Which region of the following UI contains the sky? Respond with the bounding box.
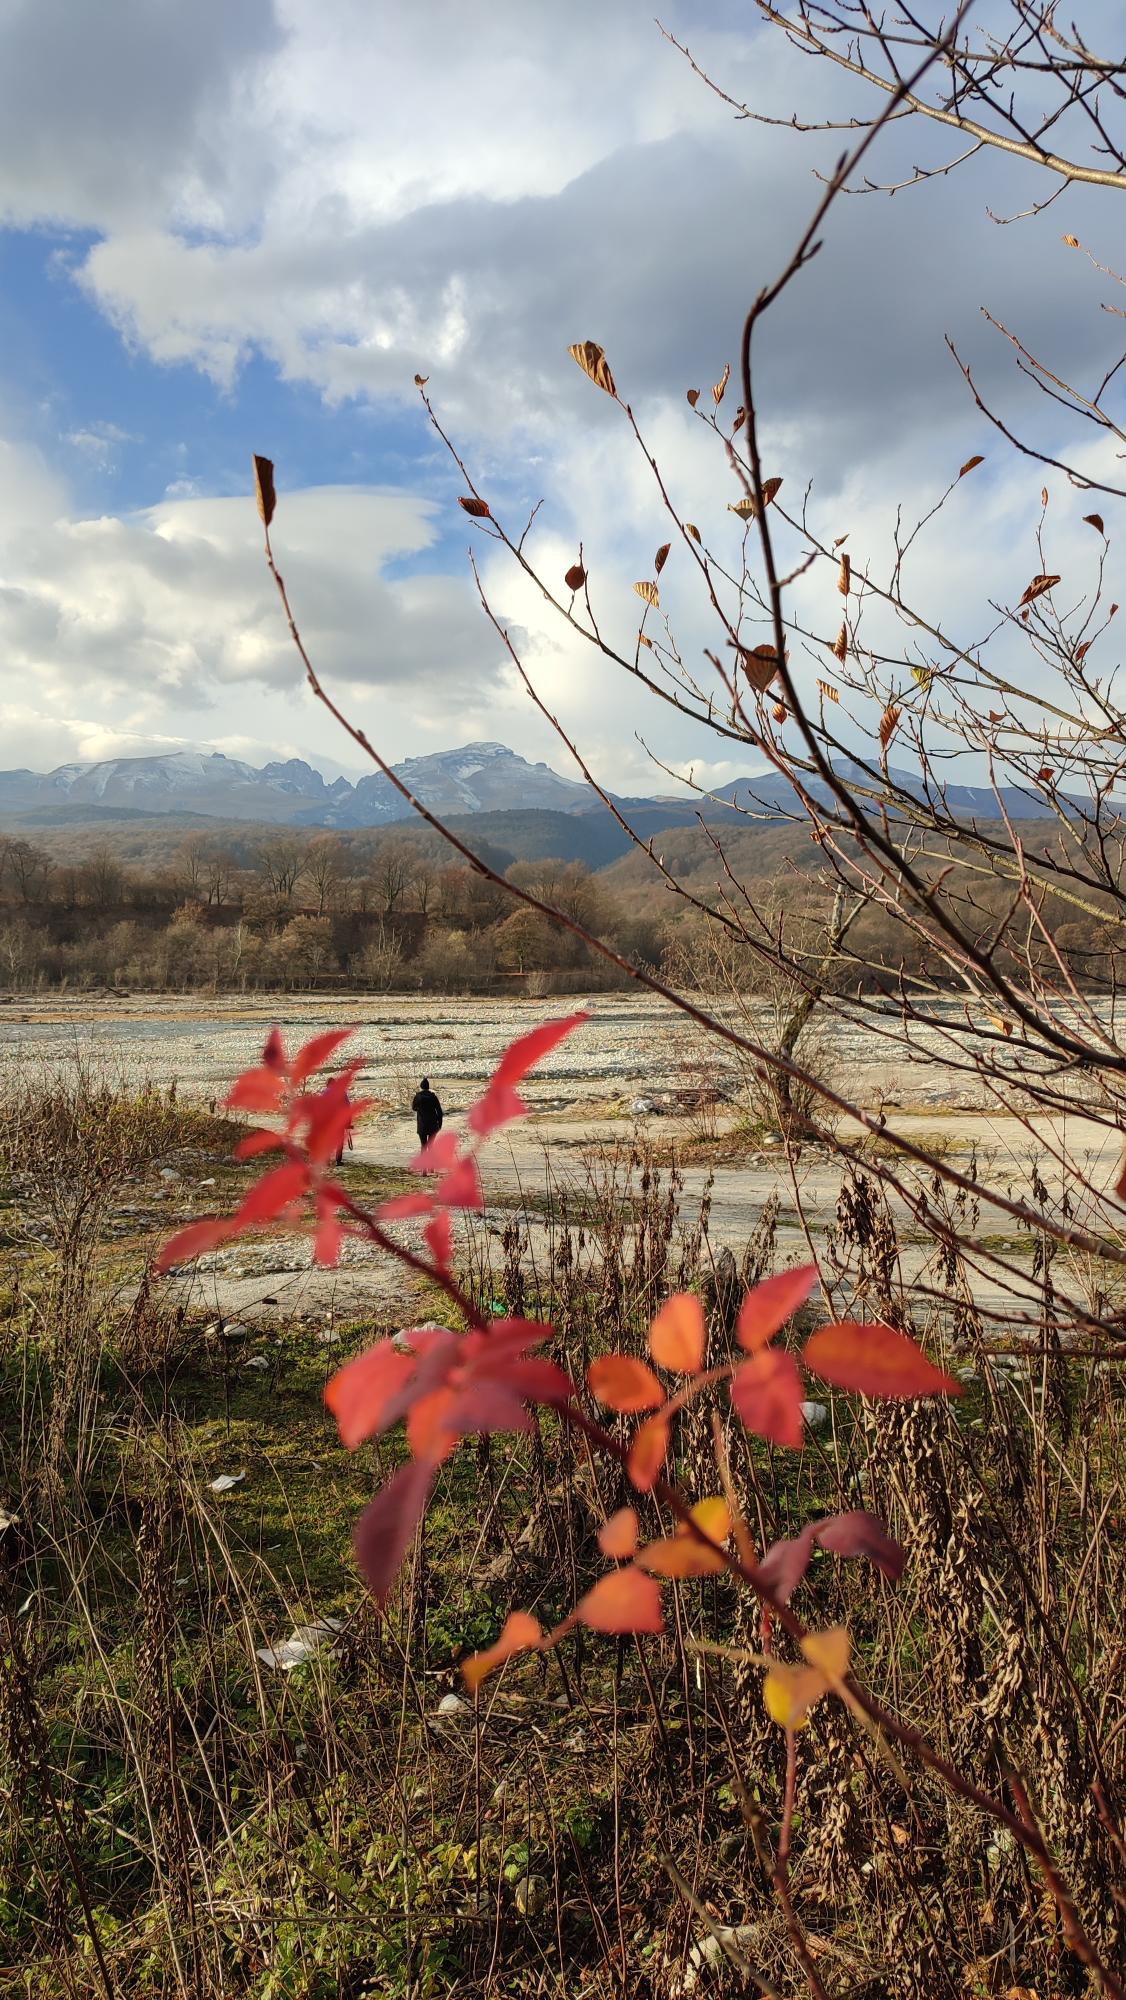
[0,0,1120,794]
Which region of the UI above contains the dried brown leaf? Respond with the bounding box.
[252,454,276,529]
[1063,233,1080,248]
[686,388,700,408]
[772,701,787,724]
[958,454,984,479]
[817,678,840,703]
[1084,513,1105,535]
[685,523,701,543]
[1076,641,1091,662]
[654,542,671,575]
[732,407,746,433]
[413,373,429,387]
[1041,486,1049,508]
[713,362,730,406]
[458,496,491,518]
[1018,573,1060,607]
[838,553,851,596]
[634,580,659,608]
[564,562,586,592]
[1037,767,1055,783]
[569,340,616,397]
[879,703,901,749]
[832,623,848,664]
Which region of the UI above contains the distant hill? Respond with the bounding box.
[1,738,1085,839]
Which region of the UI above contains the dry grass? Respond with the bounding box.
[0,1103,1123,1995]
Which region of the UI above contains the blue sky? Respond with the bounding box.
[0,0,1119,790]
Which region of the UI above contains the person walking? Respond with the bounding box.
[412,1076,443,1148]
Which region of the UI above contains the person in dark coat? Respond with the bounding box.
[412,1077,443,1146]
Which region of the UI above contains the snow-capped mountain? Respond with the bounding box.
[0,742,595,827]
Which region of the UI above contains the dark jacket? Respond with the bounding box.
[412,1087,443,1141]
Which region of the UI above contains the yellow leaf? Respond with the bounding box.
[1063,233,1080,248]
[634,580,659,608]
[838,553,851,596]
[729,498,757,520]
[800,1624,851,1683]
[911,665,932,691]
[817,678,840,703]
[685,1497,730,1544]
[763,1662,826,1729]
[569,340,617,397]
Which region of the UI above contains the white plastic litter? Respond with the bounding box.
[209,1470,246,1493]
[256,1618,344,1671]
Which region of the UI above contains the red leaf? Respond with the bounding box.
[154,1215,235,1274]
[353,1459,435,1606]
[463,1610,542,1692]
[757,1508,904,1604]
[235,1160,309,1228]
[587,1353,664,1413]
[575,1566,663,1635]
[803,1321,960,1398]
[410,1130,460,1174]
[737,1264,818,1353]
[377,1191,435,1221]
[648,1293,705,1373]
[436,1157,484,1211]
[262,1027,287,1070]
[233,1129,285,1161]
[313,1197,343,1267]
[490,1012,590,1091]
[730,1348,805,1447]
[424,1211,453,1267]
[467,1083,527,1137]
[628,1411,670,1491]
[226,1067,286,1114]
[756,1528,817,1603]
[290,1028,354,1084]
[598,1507,640,1559]
[324,1339,416,1449]
[564,562,586,592]
[815,1509,905,1583]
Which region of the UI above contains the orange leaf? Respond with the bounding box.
[588,1353,664,1413]
[462,1611,542,1692]
[638,1535,726,1578]
[628,1411,670,1491]
[1019,573,1060,607]
[803,1321,960,1399]
[576,1566,663,1634]
[686,388,700,407]
[252,454,276,527]
[649,1293,706,1373]
[833,623,848,664]
[838,553,851,596]
[713,363,730,406]
[817,678,840,703]
[598,1506,640,1559]
[634,580,659,607]
[458,495,490,517]
[569,340,616,397]
[879,704,901,750]
[958,454,984,478]
[737,1264,818,1352]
